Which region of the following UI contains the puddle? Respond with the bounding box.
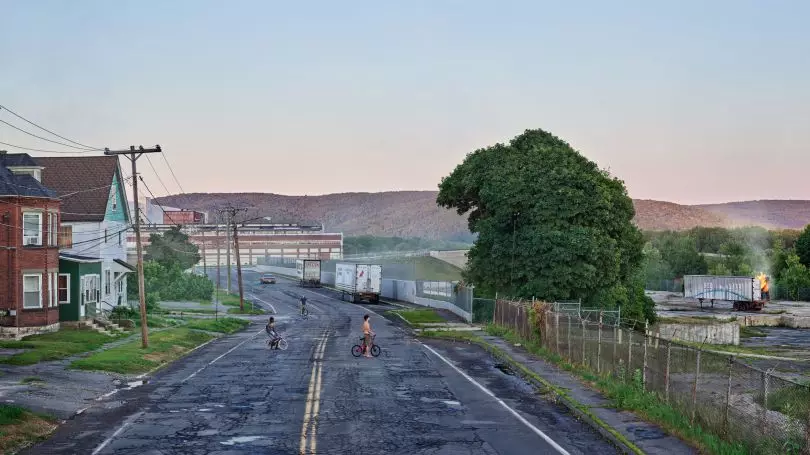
[494,363,515,376]
[220,436,264,446]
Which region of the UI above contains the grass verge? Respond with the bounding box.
[420,327,748,455]
[227,307,265,315]
[739,326,767,338]
[0,327,123,366]
[392,309,445,324]
[70,328,214,374]
[185,318,249,334]
[0,405,57,454]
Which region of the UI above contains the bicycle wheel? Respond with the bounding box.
[351,345,363,357]
[370,345,381,357]
[302,307,309,316]
[277,338,289,351]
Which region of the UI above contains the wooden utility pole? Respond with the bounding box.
[233,220,245,311]
[225,211,232,293]
[220,206,247,311]
[201,228,207,275]
[104,145,162,349]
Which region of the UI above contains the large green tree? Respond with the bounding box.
[145,227,200,271]
[437,129,650,318]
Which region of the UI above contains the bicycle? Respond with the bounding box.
[351,334,380,357]
[267,336,288,351]
[301,306,309,319]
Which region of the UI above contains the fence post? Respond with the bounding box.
[597,312,603,374]
[761,370,769,430]
[804,383,810,453]
[627,328,633,382]
[613,325,619,375]
[555,312,560,355]
[665,340,672,403]
[642,321,649,391]
[567,314,572,359]
[691,349,701,425]
[515,304,520,337]
[724,357,733,437]
[581,320,587,367]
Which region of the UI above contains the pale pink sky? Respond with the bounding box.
[2,1,808,205]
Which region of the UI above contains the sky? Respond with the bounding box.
[1,1,808,205]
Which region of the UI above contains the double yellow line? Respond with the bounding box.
[300,330,328,454]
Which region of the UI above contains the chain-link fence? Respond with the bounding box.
[472,298,495,323]
[493,299,810,454]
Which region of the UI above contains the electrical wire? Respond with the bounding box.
[0,104,102,150]
[137,176,182,228]
[161,152,185,194]
[0,119,99,151]
[145,154,172,195]
[0,140,95,154]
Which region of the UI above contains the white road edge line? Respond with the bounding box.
[91,411,144,455]
[181,329,263,383]
[421,344,571,455]
[246,292,277,314]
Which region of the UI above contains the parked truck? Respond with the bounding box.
[296,259,322,287]
[683,275,768,312]
[335,263,382,303]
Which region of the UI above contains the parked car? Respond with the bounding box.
[260,273,277,284]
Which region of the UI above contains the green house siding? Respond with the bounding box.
[104,173,128,223]
[58,259,101,322]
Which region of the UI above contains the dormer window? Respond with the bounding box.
[9,168,42,182]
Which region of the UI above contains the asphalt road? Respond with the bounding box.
[27,270,617,454]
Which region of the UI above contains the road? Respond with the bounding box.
[27,270,617,454]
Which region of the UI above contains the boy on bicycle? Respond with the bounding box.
[300,296,308,316]
[362,314,374,358]
[266,316,281,349]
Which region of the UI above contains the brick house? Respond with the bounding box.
[0,152,61,336]
[35,156,134,321]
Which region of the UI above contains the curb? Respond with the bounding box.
[419,332,644,455]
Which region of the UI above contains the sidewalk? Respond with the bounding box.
[473,332,696,455]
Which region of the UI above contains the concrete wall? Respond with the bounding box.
[651,322,740,345]
[739,314,810,328]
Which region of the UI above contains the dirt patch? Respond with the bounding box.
[143,345,186,363]
[0,414,58,454]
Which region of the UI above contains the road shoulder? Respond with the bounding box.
[419,330,696,455]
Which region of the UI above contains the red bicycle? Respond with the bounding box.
[351,334,380,357]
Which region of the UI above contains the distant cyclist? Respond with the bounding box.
[300,296,308,316]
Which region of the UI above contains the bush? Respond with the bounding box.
[146,292,161,312]
[111,305,137,320]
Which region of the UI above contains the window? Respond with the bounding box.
[48,212,58,246]
[111,190,117,211]
[105,270,111,295]
[59,225,73,248]
[22,212,42,246]
[58,274,70,303]
[23,274,42,309]
[83,275,100,303]
[104,229,108,244]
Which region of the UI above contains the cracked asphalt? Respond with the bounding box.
[26,270,618,454]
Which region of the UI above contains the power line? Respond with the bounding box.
[0,119,99,151]
[137,175,182,228]
[144,154,172,195]
[161,152,185,194]
[0,140,95,154]
[0,104,101,150]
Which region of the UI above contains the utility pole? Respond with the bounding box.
[225,211,232,293]
[215,219,220,321]
[220,206,248,311]
[201,228,207,275]
[104,145,162,349]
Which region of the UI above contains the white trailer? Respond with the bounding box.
[296,259,322,287]
[335,263,382,303]
[683,275,765,311]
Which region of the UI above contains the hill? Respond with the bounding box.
[155,193,810,239]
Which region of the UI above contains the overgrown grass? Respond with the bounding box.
[0,404,56,453]
[739,326,767,338]
[70,328,214,374]
[658,316,737,325]
[0,327,122,366]
[755,384,810,420]
[185,318,249,334]
[214,290,248,307]
[227,307,264,315]
[429,324,751,455]
[394,309,445,324]
[20,377,43,385]
[134,314,185,328]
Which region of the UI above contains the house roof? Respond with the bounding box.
[0,153,57,199]
[114,259,136,272]
[59,252,103,263]
[35,156,127,222]
[0,152,41,167]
